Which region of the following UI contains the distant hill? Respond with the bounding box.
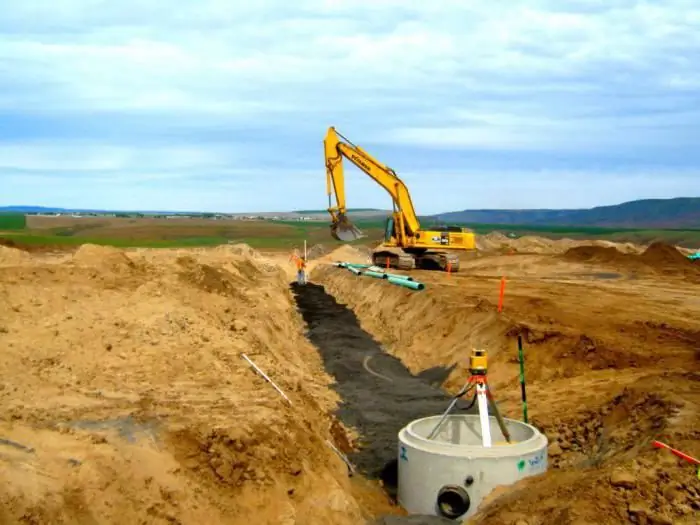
[432,198,700,229]
[4,198,699,228]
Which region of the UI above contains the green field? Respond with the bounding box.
[2,214,699,249]
[0,213,27,230]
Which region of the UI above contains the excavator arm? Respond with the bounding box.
[324,126,421,244]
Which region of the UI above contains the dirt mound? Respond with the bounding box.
[306,243,331,260]
[641,241,696,268]
[0,245,30,266]
[324,245,370,264]
[563,245,632,265]
[475,232,511,252]
[212,243,261,259]
[72,243,137,270]
[0,246,396,524]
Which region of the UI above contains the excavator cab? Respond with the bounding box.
[383,216,394,243]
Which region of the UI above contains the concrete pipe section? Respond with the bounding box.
[397,414,548,520]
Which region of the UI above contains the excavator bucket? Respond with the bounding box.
[331,214,365,242]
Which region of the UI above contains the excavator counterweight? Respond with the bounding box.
[323,126,477,272]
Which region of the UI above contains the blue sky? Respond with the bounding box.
[1,0,699,214]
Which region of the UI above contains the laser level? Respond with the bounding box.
[427,348,511,447]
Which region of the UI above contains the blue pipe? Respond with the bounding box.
[387,276,425,290]
[384,272,414,281]
[364,270,387,279]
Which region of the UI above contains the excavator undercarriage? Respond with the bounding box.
[371,247,461,272]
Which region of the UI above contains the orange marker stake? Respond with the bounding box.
[447,262,452,276]
[386,257,390,270]
[497,276,506,312]
[653,440,700,465]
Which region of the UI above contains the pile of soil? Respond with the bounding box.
[640,241,697,269]
[306,244,331,260]
[562,241,700,280]
[562,245,633,265]
[0,245,30,266]
[0,243,396,524]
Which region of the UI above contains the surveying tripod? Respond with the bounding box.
[427,349,511,447]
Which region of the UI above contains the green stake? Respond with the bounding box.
[517,335,528,424]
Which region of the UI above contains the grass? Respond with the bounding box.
[2,215,699,250]
[0,213,27,230]
[0,232,230,248]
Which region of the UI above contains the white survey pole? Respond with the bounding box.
[476,384,492,447]
[304,240,307,259]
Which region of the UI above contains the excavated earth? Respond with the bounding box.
[312,242,700,525]
[1,239,699,524]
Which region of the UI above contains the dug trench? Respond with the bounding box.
[289,282,474,508]
[307,250,700,525]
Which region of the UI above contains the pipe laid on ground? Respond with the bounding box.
[347,267,362,275]
[387,276,425,290]
[384,272,414,281]
[364,270,388,279]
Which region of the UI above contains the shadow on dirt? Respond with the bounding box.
[416,364,458,389]
[290,282,474,500]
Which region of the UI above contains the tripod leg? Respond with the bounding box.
[486,384,512,443]
[427,379,474,440]
[476,383,492,447]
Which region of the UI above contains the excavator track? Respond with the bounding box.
[372,249,416,270]
[415,251,461,272]
[372,248,460,272]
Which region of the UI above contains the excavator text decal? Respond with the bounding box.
[350,154,372,173]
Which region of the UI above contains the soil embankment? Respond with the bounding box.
[562,241,700,281]
[312,245,700,524]
[0,243,394,524]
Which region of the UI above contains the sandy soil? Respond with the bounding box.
[475,231,699,256]
[313,242,700,524]
[1,237,698,524]
[0,243,395,524]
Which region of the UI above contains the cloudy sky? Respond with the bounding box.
[1,0,699,213]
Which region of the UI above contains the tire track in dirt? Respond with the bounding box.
[290,283,475,489]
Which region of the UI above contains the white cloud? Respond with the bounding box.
[0,142,238,172]
[1,0,699,210]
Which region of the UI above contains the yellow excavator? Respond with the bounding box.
[324,126,477,272]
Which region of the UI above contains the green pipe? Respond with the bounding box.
[364,270,387,279]
[347,267,362,275]
[517,335,528,424]
[387,276,425,290]
[384,272,414,282]
[344,263,373,268]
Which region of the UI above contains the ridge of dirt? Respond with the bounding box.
[0,244,396,524]
[562,241,700,281]
[312,246,700,524]
[475,232,648,255]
